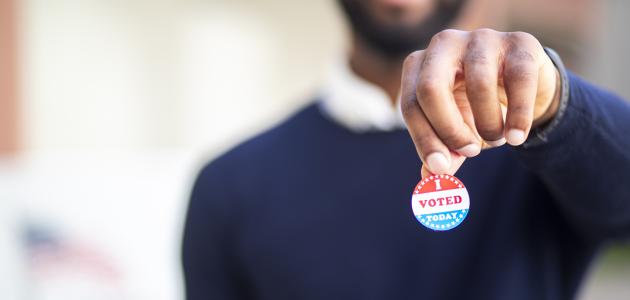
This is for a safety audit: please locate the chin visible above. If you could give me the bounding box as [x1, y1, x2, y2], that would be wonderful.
[339, 0, 466, 58]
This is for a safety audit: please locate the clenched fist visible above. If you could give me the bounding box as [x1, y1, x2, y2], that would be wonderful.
[400, 29, 561, 177]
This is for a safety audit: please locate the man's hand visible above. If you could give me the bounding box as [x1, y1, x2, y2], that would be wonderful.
[400, 29, 561, 177]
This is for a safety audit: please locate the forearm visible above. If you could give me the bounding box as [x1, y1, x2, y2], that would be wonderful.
[516, 72, 630, 239]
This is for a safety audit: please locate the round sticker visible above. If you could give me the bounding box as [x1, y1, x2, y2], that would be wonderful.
[411, 174, 470, 231]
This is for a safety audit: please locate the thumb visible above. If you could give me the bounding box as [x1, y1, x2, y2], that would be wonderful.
[421, 151, 467, 178]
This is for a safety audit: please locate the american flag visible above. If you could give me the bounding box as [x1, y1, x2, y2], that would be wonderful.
[23, 223, 122, 284]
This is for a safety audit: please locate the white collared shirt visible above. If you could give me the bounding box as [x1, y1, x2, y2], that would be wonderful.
[318, 60, 407, 133]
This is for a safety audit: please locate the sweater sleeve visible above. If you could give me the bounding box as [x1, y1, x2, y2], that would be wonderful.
[182, 162, 246, 300]
[516, 72, 630, 240]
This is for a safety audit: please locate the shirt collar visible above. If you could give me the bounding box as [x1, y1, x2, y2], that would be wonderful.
[318, 59, 407, 132]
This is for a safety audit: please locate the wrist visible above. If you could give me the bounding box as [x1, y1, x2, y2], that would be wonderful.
[533, 67, 562, 128]
[522, 47, 571, 148]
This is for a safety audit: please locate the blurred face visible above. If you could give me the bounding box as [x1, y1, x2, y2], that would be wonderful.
[339, 0, 466, 58]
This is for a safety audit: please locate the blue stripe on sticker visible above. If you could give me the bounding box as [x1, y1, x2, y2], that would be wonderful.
[416, 209, 468, 231]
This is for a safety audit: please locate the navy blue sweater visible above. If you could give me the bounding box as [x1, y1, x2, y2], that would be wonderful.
[182, 73, 630, 300]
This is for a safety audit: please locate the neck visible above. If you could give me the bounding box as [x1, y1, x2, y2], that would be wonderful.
[348, 36, 405, 106]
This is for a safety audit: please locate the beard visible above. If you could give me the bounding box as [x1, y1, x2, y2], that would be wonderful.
[338, 0, 466, 59]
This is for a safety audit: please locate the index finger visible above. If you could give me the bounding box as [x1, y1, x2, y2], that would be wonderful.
[401, 50, 454, 174]
[416, 30, 481, 157]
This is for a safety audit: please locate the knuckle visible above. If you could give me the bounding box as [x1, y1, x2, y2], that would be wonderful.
[504, 64, 536, 83]
[433, 29, 460, 41]
[477, 126, 503, 140]
[509, 48, 536, 63]
[507, 32, 543, 58]
[439, 124, 466, 146]
[472, 28, 497, 38]
[464, 50, 491, 66]
[509, 102, 531, 115]
[415, 131, 435, 148]
[467, 76, 494, 94]
[508, 31, 536, 43]
[422, 51, 438, 67]
[507, 104, 534, 127]
[403, 50, 423, 68]
[400, 98, 418, 118]
[416, 78, 440, 100]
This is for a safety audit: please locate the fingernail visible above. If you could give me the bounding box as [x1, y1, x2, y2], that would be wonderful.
[455, 143, 481, 157]
[426, 152, 450, 174]
[486, 137, 506, 147]
[506, 129, 526, 145]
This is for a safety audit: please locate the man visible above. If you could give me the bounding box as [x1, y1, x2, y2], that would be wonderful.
[182, 0, 630, 299]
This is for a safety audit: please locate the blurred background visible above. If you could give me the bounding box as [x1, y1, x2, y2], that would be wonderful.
[1, 0, 629, 299]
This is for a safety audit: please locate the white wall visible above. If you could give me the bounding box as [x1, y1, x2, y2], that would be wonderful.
[10, 1, 345, 299]
[19, 0, 345, 153]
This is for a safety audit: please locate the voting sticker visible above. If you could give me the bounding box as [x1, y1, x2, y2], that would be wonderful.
[411, 174, 470, 231]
